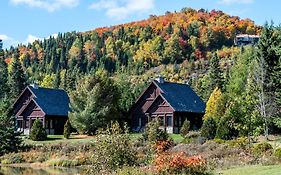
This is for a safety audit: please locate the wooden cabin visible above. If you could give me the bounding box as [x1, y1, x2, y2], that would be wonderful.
[129, 77, 205, 133]
[13, 84, 70, 135]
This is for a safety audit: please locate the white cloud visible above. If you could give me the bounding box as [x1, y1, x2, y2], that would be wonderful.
[89, 0, 155, 20]
[25, 34, 41, 43]
[10, 0, 80, 12]
[218, 0, 254, 5]
[0, 34, 11, 41]
[51, 33, 58, 38]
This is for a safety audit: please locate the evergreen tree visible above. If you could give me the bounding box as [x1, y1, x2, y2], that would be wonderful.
[201, 117, 217, 140]
[64, 119, 71, 139]
[9, 52, 26, 99]
[180, 119, 190, 137]
[0, 99, 22, 155]
[29, 119, 47, 141]
[69, 69, 121, 135]
[209, 52, 223, 90]
[0, 51, 8, 99]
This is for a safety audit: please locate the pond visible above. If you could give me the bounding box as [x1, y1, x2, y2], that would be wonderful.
[0, 166, 87, 175]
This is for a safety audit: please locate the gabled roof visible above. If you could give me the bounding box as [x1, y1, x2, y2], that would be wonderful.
[28, 86, 70, 116]
[153, 80, 205, 113]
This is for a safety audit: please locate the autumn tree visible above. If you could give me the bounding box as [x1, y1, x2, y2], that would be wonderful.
[203, 87, 225, 123]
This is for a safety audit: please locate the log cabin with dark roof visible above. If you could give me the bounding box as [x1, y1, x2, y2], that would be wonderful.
[129, 77, 205, 133]
[12, 84, 70, 135]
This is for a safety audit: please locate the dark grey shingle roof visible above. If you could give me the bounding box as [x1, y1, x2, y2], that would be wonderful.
[154, 81, 205, 113]
[29, 86, 70, 116]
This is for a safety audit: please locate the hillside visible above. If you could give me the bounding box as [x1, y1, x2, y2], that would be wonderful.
[4, 8, 259, 76]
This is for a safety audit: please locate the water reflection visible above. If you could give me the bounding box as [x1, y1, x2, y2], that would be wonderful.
[0, 166, 85, 175]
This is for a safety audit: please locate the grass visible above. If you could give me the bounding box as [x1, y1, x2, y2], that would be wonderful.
[24, 134, 96, 145]
[23, 133, 184, 145]
[217, 165, 281, 175]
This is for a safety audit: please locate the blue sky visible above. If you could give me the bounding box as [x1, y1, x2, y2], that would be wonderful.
[0, 0, 280, 49]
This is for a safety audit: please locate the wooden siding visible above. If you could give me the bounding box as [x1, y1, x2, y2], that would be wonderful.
[146, 96, 174, 114]
[20, 100, 44, 118]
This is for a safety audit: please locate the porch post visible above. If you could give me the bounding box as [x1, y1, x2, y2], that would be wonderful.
[172, 112, 174, 133]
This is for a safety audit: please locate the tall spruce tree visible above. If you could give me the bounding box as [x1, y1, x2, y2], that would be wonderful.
[209, 52, 223, 90]
[0, 99, 22, 156]
[0, 50, 8, 99]
[9, 51, 26, 99]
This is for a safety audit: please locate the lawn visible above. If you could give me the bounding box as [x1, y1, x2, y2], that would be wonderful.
[217, 165, 281, 175]
[23, 133, 184, 145]
[24, 134, 96, 145]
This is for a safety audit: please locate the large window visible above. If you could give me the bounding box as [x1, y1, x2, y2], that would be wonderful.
[159, 116, 164, 126]
[167, 116, 172, 127]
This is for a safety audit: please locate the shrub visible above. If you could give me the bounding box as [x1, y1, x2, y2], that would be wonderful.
[64, 120, 71, 139]
[154, 140, 174, 153]
[154, 152, 208, 174]
[92, 121, 137, 172]
[181, 131, 201, 144]
[252, 142, 273, 155]
[215, 114, 238, 140]
[226, 137, 248, 149]
[201, 117, 217, 140]
[274, 147, 281, 159]
[180, 119, 190, 137]
[29, 119, 47, 141]
[143, 118, 169, 144]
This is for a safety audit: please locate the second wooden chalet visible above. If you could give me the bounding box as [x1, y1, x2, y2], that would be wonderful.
[129, 77, 205, 133]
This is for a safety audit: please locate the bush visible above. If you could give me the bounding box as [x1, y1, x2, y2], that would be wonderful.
[180, 119, 190, 137]
[29, 119, 47, 141]
[64, 120, 71, 139]
[274, 147, 281, 159]
[201, 117, 217, 140]
[92, 121, 137, 172]
[215, 114, 238, 140]
[252, 142, 273, 155]
[142, 118, 169, 144]
[181, 131, 201, 144]
[154, 152, 209, 174]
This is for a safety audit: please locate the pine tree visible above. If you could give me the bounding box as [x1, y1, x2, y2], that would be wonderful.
[201, 117, 217, 140]
[209, 53, 223, 90]
[180, 119, 190, 137]
[0, 51, 8, 99]
[64, 119, 71, 139]
[0, 99, 22, 155]
[9, 52, 26, 99]
[29, 119, 47, 141]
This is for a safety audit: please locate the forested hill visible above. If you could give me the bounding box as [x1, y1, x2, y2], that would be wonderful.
[1, 7, 281, 141]
[3, 8, 259, 80]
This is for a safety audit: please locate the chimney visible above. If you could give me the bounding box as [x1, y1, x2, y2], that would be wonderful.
[155, 76, 165, 84]
[30, 83, 39, 89]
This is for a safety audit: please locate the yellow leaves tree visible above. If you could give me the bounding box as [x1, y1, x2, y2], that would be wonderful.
[203, 87, 225, 123]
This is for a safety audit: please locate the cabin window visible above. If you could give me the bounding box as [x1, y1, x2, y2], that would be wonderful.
[17, 120, 23, 128]
[179, 116, 182, 127]
[159, 116, 164, 126]
[138, 117, 141, 126]
[45, 120, 49, 128]
[167, 116, 172, 127]
[50, 120, 53, 129]
[25, 120, 29, 128]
